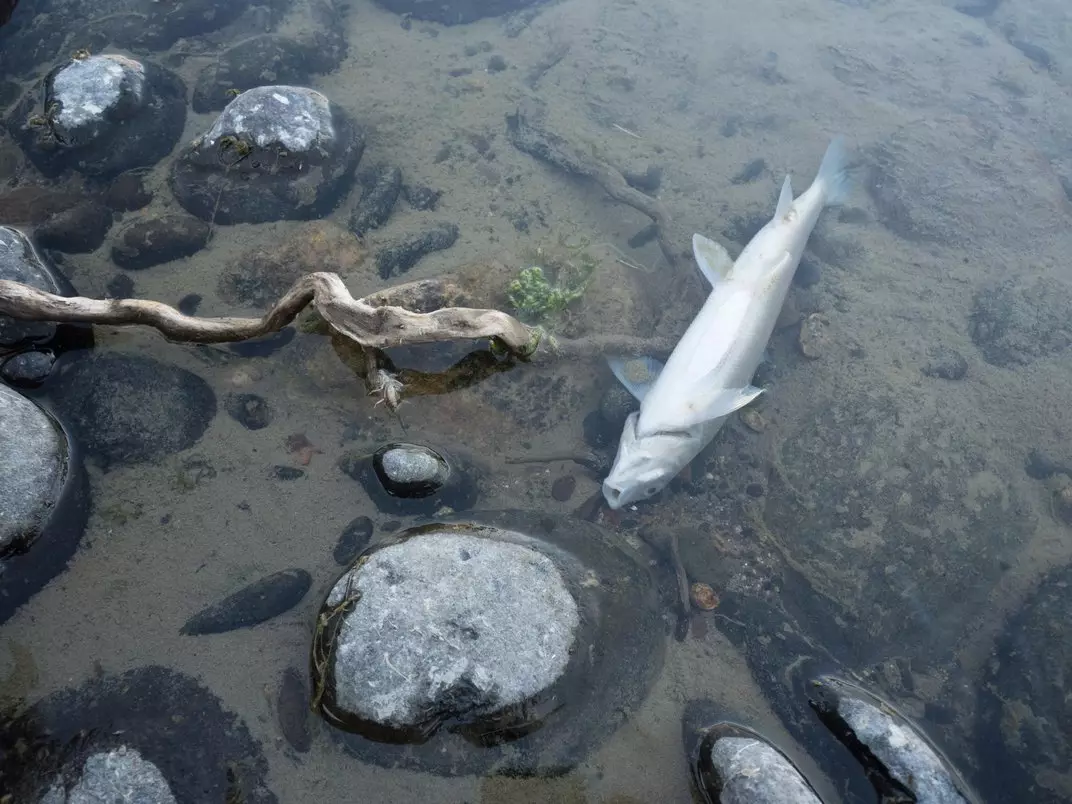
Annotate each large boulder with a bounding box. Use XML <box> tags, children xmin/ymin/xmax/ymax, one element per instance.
<box><xmin>169</xmin><ymin>85</ymin><xmax>364</xmax><ymax>225</ymax></box>
<box><xmin>312</xmin><ymin>510</ymin><xmax>669</xmax><ymax>776</ymax></box>
<box><xmin>6</xmin><ymin>53</ymin><xmax>186</xmax><ymax>178</ymax></box>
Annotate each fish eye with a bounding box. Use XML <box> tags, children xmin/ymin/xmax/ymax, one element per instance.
<box><xmin>646</xmin><ymin>486</ymin><xmax>658</xmax><ymax>496</ymax></box>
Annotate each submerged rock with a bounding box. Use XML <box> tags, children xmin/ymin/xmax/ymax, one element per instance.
<box><xmin>45</xmin><ymin>352</ymin><xmax>217</xmax><ymax>469</ymax></box>
<box><xmin>192</xmin><ymin>33</ymin><xmax>347</xmax><ymax>113</ymax></box>
<box><xmin>6</xmin><ymin>54</ymin><xmax>187</xmax><ymax>178</ymax></box>
<box><xmin>1</xmin><ymin>349</ymin><xmax>55</xmax><ymax>388</ymax></box>
<box><xmin>181</xmin><ymin>568</ymin><xmax>312</xmax><ymax>635</ymax></box>
<box><xmin>349</xmin><ymin>164</ymin><xmax>402</xmax><ymax>237</ymax></box>
<box><xmin>277</xmin><ymin>667</ymin><xmax>312</xmax><ymax>753</ymax></box>
<box><xmin>969</xmin><ymin>276</ymin><xmax>1072</xmax><ymax>367</ymax></box>
<box><xmin>333</xmin><ymin>515</ymin><xmax>374</xmax><ymax>566</ymax></box>
<box><xmin>341</xmin><ymin>442</ymin><xmax>478</xmax><ymax>515</ymax></box>
<box><xmin>696</xmin><ymin>729</ymin><xmax>823</xmax><ymax>804</ymax></box>
<box><xmin>810</xmin><ymin>676</ymin><xmax>976</xmax><ymax>803</ymax></box>
<box><xmin>375</xmin><ymin>222</ymin><xmax>459</xmax><ymax>279</ymax></box>
<box><xmin>170</xmin><ymin>85</ymin><xmax>364</xmax><ymax>225</ymax></box>
<box><xmin>33</xmin><ymin>200</ymin><xmax>113</xmax><ymax>253</ymax></box>
<box><xmin>111</xmin><ymin>213</ymin><xmax>210</xmax><ymax>270</ymax></box>
<box><xmin>0</xmin><ymin>665</ymin><xmax>276</xmax><ymax>803</ymax></box>
<box><xmin>0</xmin><ymin>226</ymin><xmax>66</xmax><ymax>348</ymax></box>
<box><xmin>224</xmin><ymin>392</ymin><xmax>273</xmax><ymax>430</ymax></box>
<box><xmin>370</xmin><ymin>0</ymin><xmax>549</xmax><ymax>24</ymax></box>
<box><xmin>312</xmin><ymin>511</ymin><xmax>667</xmax><ymax>776</ymax></box>
<box><xmin>922</xmin><ymin>346</ymin><xmax>968</xmax><ymax>380</ymax></box>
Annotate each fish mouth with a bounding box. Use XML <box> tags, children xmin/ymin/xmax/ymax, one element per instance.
<box><xmin>602</xmin><ymin>481</ymin><xmax>627</xmax><ymax>510</ymax></box>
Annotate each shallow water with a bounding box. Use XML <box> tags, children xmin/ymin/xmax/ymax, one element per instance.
<box><xmin>3</xmin><ymin>0</ymin><xmax>1072</xmax><ymax>801</ymax></box>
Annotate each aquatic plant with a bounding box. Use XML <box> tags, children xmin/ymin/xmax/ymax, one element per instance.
<box><xmin>507</xmin><ymin>237</ymin><xmax>597</xmax><ymax>324</ymax></box>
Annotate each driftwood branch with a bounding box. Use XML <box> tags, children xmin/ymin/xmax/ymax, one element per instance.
<box><xmin>0</xmin><ymin>272</ymin><xmax>538</xmax><ymax>355</ymax></box>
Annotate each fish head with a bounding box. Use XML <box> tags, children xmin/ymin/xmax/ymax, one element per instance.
<box><xmin>602</xmin><ymin>411</ymin><xmax>683</xmax><ymax>509</ymax></box>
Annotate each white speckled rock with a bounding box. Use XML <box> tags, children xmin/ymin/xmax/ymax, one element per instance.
<box><xmin>0</xmin><ymin>384</ymin><xmax>67</xmax><ymax>553</ymax></box>
<box><xmin>51</xmin><ymin>55</ymin><xmax>146</xmax><ymax>143</ymax></box>
<box><xmin>170</xmin><ymin>84</ymin><xmax>364</xmax><ymax>224</ymax></box>
<box><xmin>40</xmin><ymin>747</ymin><xmax>177</xmax><ymax>804</ymax></box>
<box><xmin>325</xmin><ymin>530</ymin><xmax>579</xmax><ymax>730</ymax></box>
<box><xmin>707</xmin><ymin>738</ymin><xmax>822</xmax><ymax>804</ymax></box>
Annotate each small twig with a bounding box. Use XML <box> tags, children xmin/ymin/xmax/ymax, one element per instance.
<box><xmin>612</xmin><ymin>123</ymin><xmax>642</xmax><ymax>139</ymax></box>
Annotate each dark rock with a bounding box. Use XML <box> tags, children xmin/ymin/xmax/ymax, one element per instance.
<box><xmin>225</xmin><ymin>392</ymin><xmax>272</xmax><ymax>430</ymax></box>
<box><xmin>191</xmin><ymin>33</ymin><xmax>348</xmax><ymax>113</ymax></box>
<box><xmin>0</xmin><ymin>666</ymin><xmax>276</xmax><ymax>804</ymax></box>
<box><xmin>731</xmin><ymin>158</ymin><xmax>766</xmax><ymax>185</ymax></box>
<box><xmin>0</xmin><ymin>383</ymin><xmax>87</xmax><ymax>625</ymax></box>
<box><xmin>170</xmin><ymin>85</ymin><xmax>364</xmax><ymax>225</ymax></box>
<box><xmin>226</xmin><ymin>327</ymin><xmax>295</xmax><ymax>358</ymax></box>
<box><xmin>551</xmin><ymin>474</ymin><xmax>576</xmax><ymax>502</ymax></box>
<box><xmin>402</xmin><ymin>183</ymin><xmax>442</xmax><ymax>210</ymax></box>
<box><xmin>376</xmin><ymin>222</ymin><xmax>459</xmax><ymax>279</ymax></box>
<box><xmin>793</xmin><ymin>256</ymin><xmax>821</xmax><ymax>288</ymax></box>
<box><xmin>177</xmin><ymin>293</ymin><xmax>201</xmax><ymax>315</ymax></box>
<box><xmin>969</xmin><ymin>277</ymin><xmax>1072</xmax><ymax>367</ymax></box>
<box><xmin>277</xmin><ymin>667</ymin><xmax>311</xmax><ymax>753</ymax></box>
<box><xmin>1009</xmin><ymin>38</ymin><xmax>1052</xmax><ymax>71</ymax></box>
<box><xmin>623</xmin><ymin>165</ymin><xmax>662</xmax><ymax>195</ymax></box>
<box><xmin>349</xmin><ymin>164</ymin><xmax>402</xmax><ymax>237</ymax></box>
<box><xmin>6</xmin><ymin>54</ymin><xmax>187</xmax><ymax>179</ymax></box>
<box><xmin>111</xmin><ymin>213</ymin><xmax>210</xmax><ymax>270</ymax></box>
<box><xmin>1</xmin><ymin>349</ymin><xmax>54</xmax><ymax>387</ymax></box>
<box><xmin>333</xmin><ymin>515</ymin><xmax>374</xmax><ymax>566</ymax></box>
<box><xmin>181</xmin><ymin>568</ymin><xmax>312</xmax><ymax>635</ymax></box>
<box><xmin>0</xmin><ymin>185</ymin><xmax>82</xmax><ymax>226</ymax></box>
<box><xmin>0</xmin><ymin>226</ymin><xmax>68</xmax><ymax>347</ymax></box>
<box><xmin>46</xmin><ymin>352</ymin><xmax>217</xmax><ymax>469</ymax></box>
<box><xmin>599</xmin><ymin>383</ymin><xmax>639</xmax><ymax>433</ymax></box>
<box><xmin>922</xmin><ymin>347</ymin><xmax>968</xmax><ymax>380</ymax></box>
<box><xmin>314</xmin><ymin>511</ymin><xmax>667</xmax><ymax>776</ymax></box>
<box><xmin>105</xmin><ymin>272</ymin><xmax>134</xmax><ymax>299</ymax></box>
<box><xmin>370</xmin><ymin>0</ymin><xmax>548</xmax><ymax>24</ymax></box>
<box><xmin>271</xmin><ymin>465</ymin><xmax>304</xmax><ymax>481</ymax></box>
<box><xmin>34</xmin><ymin>200</ymin><xmax>113</xmax><ymax>253</ymax></box>
<box><xmin>487</xmin><ymin>54</ymin><xmax>508</xmax><ymax>72</ymax></box>
<box><xmin>340</xmin><ymin>442</ymin><xmax>478</xmax><ymax>516</ymax></box>
<box><xmin>1025</xmin><ymin>447</ymin><xmax>1071</xmax><ymax>480</ymax></box>
<box><xmin>103</xmin><ymin>169</ymin><xmax>153</xmax><ymax>211</ymax></box>
<box><xmin>627</xmin><ymin>222</ymin><xmax>658</xmax><ymax>249</ymax></box>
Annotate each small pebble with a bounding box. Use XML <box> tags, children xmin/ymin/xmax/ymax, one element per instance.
<box><xmin>225</xmin><ymin>392</ymin><xmax>273</xmax><ymax>430</ymax></box>
<box><xmin>178</xmin><ymin>293</ymin><xmax>202</xmax><ymax>315</ymax></box>
<box><xmin>551</xmin><ymin>474</ymin><xmax>576</xmax><ymax>502</ymax></box>
<box><xmin>272</xmin><ymin>466</ymin><xmax>304</xmax><ymax>481</ymax></box>
<box><xmin>486</xmin><ymin>55</ymin><xmax>507</xmax><ymax>73</ymax></box>
<box><xmin>690</xmin><ymin>583</ymin><xmax>720</xmax><ymax>611</ymax></box>
<box><xmin>740</xmin><ymin>408</ymin><xmax>766</xmax><ymax>433</ymax></box>
<box><xmin>798</xmin><ymin>313</ymin><xmax>830</xmax><ymax>359</ymax></box>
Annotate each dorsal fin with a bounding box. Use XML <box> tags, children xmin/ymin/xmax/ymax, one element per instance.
<box><xmin>775</xmin><ymin>174</ymin><xmax>794</xmax><ymax>220</ymax></box>
<box><xmin>692</xmin><ymin>233</ymin><xmax>735</xmax><ymax>289</ymax></box>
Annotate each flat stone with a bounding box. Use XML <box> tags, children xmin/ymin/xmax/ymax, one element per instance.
<box><xmin>0</xmin><ymin>384</ymin><xmax>66</xmax><ymax>554</ymax></box>
<box><xmin>41</xmin><ymin>747</ymin><xmax>177</xmax><ymax>804</ymax></box>
<box><xmin>326</xmin><ymin>530</ymin><xmax>579</xmax><ymax>732</ymax></box>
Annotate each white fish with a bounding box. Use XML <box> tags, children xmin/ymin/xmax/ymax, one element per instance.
<box><xmin>602</xmin><ymin>137</ymin><xmax>852</xmax><ymax>510</ymax></box>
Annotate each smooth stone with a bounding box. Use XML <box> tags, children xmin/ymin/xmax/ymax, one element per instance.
<box><xmin>277</xmin><ymin>667</ymin><xmax>311</xmax><ymax>753</ymax></box>
<box><xmin>376</xmin><ymin>443</ymin><xmax>449</xmax><ymax>495</ymax></box>
<box><xmin>6</xmin><ymin>55</ymin><xmax>187</xmax><ymax>178</ymax></box>
<box><xmin>0</xmin><ymin>225</ymin><xmax>64</xmax><ymax>346</ymax></box>
<box><xmin>110</xmin><ymin>213</ymin><xmax>210</xmax><ymax>270</ymax></box>
<box><xmin>0</xmin><ymin>666</ymin><xmax>276</xmax><ymax>804</ymax></box>
<box><xmin>170</xmin><ymin>85</ymin><xmax>364</xmax><ymax>225</ymax></box>
<box><xmin>181</xmin><ymin>568</ymin><xmax>312</xmax><ymax>635</ymax></box>
<box><xmin>333</xmin><ymin>515</ymin><xmax>374</xmax><ymax>566</ymax></box>
<box><xmin>1</xmin><ymin>349</ymin><xmax>55</xmax><ymax>387</ymax></box>
<box><xmin>706</xmin><ymin>737</ymin><xmax>822</xmax><ymax>804</ymax></box>
<box><xmin>33</xmin><ymin>200</ymin><xmax>113</xmax><ymax>253</ymax></box>
<box><xmin>46</xmin><ymin>353</ymin><xmax>217</xmax><ymax>468</ymax></box>
<box><xmin>375</xmin><ymin>222</ymin><xmax>459</xmax><ymax>278</ymax></box>
<box><xmin>342</xmin><ymin>442</ymin><xmax>478</xmax><ymax>515</ymax></box>
<box><xmin>103</xmin><ymin>170</ymin><xmax>153</xmax><ymax>211</ymax></box>
<box><xmin>0</xmin><ymin>384</ymin><xmax>66</xmax><ymax>554</ymax></box>
<box><xmin>323</xmin><ymin>531</ymin><xmax>579</xmax><ymax>733</ymax></box>
<box><xmin>40</xmin><ymin>747</ymin><xmax>177</xmax><ymax>804</ymax></box>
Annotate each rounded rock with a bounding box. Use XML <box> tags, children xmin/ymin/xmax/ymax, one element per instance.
<box><xmin>169</xmin><ymin>85</ymin><xmax>365</xmax><ymax>225</ymax></box>
<box><xmin>6</xmin><ymin>54</ymin><xmax>187</xmax><ymax>179</ymax></box>
<box><xmin>110</xmin><ymin>213</ymin><xmax>210</xmax><ymax>270</ymax></box>
<box><xmin>343</xmin><ymin>442</ymin><xmax>478</xmax><ymax>515</ymax></box>
<box><xmin>312</xmin><ymin>511</ymin><xmax>668</xmax><ymax>776</ymax></box>
<box><xmin>374</xmin><ymin>443</ymin><xmax>450</xmax><ymax>498</ymax></box>
<box><xmin>0</xmin><ymin>226</ymin><xmax>65</xmax><ymax>347</ymax></box>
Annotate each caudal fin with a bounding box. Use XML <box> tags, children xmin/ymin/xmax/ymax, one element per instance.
<box><xmin>813</xmin><ymin>136</ymin><xmax>852</xmax><ymax>207</ymax></box>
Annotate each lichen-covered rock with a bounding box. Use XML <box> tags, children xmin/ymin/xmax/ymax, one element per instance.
<box><xmin>6</xmin><ymin>54</ymin><xmax>187</xmax><ymax>178</ymax></box>
<box><xmin>192</xmin><ymin>33</ymin><xmax>347</xmax><ymax>113</ymax></box>
<box><xmin>170</xmin><ymin>85</ymin><xmax>364</xmax><ymax>225</ymax></box>
<box><xmin>0</xmin><ymin>665</ymin><xmax>277</xmax><ymax>803</ymax></box>
<box><xmin>45</xmin><ymin>352</ymin><xmax>217</xmax><ymax>469</ymax></box>
<box><xmin>370</xmin><ymin>0</ymin><xmax>548</xmax><ymax>24</ymax></box>
<box><xmin>314</xmin><ymin>511</ymin><xmax>668</xmax><ymax>776</ymax></box>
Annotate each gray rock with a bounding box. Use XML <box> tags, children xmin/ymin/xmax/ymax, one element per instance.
<box><xmin>41</xmin><ymin>747</ymin><xmax>177</xmax><ymax>804</ymax></box>
<box><xmin>169</xmin><ymin>85</ymin><xmax>364</xmax><ymax>225</ymax></box>
<box><xmin>2</xmin><ymin>349</ymin><xmax>56</xmax><ymax>388</ymax></box>
<box><xmin>181</xmin><ymin>568</ymin><xmax>312</xmax><ymax>635</ymax></box>
<box><xmin>7</xmin><ymin>55</ymin><xmax>187</xmax><ymax>178</ymax></box>
<box><xmin>110</xmin><ymin>213</ymin><xmax>210</xmax><ymax>270</ymax></box>
<box><xmin>0</xmin><ymin>384</ymin><xmax>67</xmax><ymax>554</ymax></box>
<box><xmin>969</xmin><ymin>276</ymin><xmax>1072</xmax><ymax>367</ymax></box>
<box><xmin>0</xmin><ymin>226</ymin><xmax>64</xmax><ymax>347</ymax></box>
<box><xmin>812</xmin><ymin>676</ymin><xmax>975</xmax><ymax>804</ymax></box>
<box><xmin>922</xmin><ymin>347</ymin><xmax>968</xmax><ymax>380</ymax></box>
<box><xmin>343</xmin><ymin>442</ymin><xmax>478</xmax><ymax>515</ymax></box>
<box><xmin>326</xmin><ymin>531</ymin><xmax>578</xmax><ymax>731</ymax></box>
<box><xmin>706</xmin><ymin>737</ymin><xmax>823</xmax><ymax>804</ymax></box>
<box><xmin>349</xmin><ymin>163</ymin><xmax>402</xmax><ymax>236</ymax></box>
<box><xmin>377</xmin><ymin>443</ymin><xmax>449</xmax><ymax>494</ymax></box>
<box><xmin>371</xmin><ymin>0</ymin><xmax>548</xmax><ymax>25</ymax></box>
<box><xmin>375</xmin><ymin>222</ymin><xmax>459</xmax><ymax>278</ymax></box>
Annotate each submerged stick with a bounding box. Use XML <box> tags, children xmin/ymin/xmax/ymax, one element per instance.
<box><xmin>0</xmin><ymin>272</ymin><xmax>538</xmax><ymax>356</ymax></box>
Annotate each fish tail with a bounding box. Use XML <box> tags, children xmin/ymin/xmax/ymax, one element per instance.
<box><xmin>813</xmin><ymin>136</ymin><xmax>852</xmax><ymax>207</ymax></box>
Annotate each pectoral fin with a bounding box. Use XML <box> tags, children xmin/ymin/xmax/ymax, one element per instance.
<box><xmin>676</xmin><ymin>384</ymin><xmax>765</xmax><ymax>429</ymax></box>
<box><xmin>608</xmin><ymin>356</ymin><xmax>665</xmax><ymax>402</ymax></box>
<box><xmin>692</xmin><ymin>233</ymin><xmax>735</xmax><ymax>289</ymax></box>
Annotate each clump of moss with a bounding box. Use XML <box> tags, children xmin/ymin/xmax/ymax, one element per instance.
<box><xmin>507</xmin><ymin>237</ymin><xmax>597</xmax><ymax>324</ymax></box>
